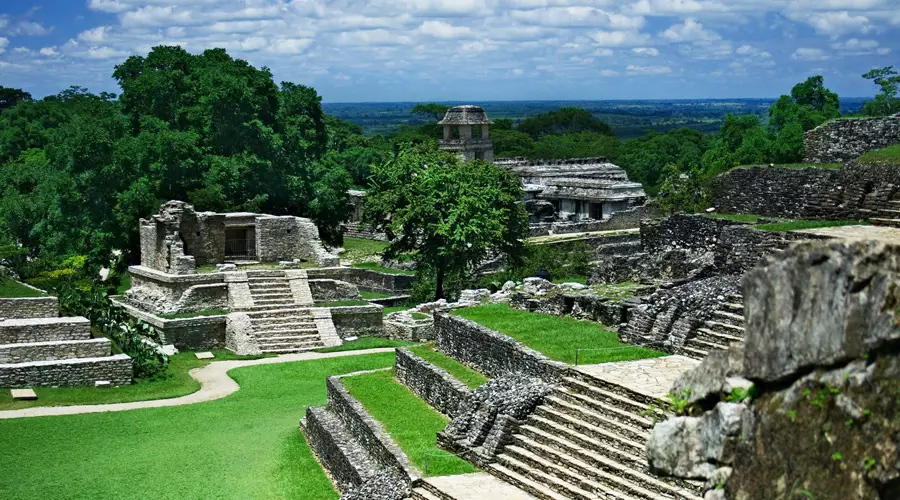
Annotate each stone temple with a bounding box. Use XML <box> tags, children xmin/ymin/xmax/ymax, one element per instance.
<box><xmin>437</xmin><ymin>105</ymin><xmax>647</xmax><ymax>225</ymax></box>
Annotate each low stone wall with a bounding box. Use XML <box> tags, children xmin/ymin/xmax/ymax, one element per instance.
<box><xmin>308</xmin><ymin>279</ymin><xmax>360</xmax><ymax>302</ymax></box>
<box><xmin>126</xmin><ymin>265</ymin><xmax>227</xmax><ymax>315</ymax></box>
<box><xmin>302</xmin><ymin>406</ymin><xmax>373</xmax><ymax>492</ymax></box>
<box><xmin>509</xmin><ymin>291</ymin><xmax>635</xmax><ymax>327</ymax></box>
<box><xmin>342</xmin><ymin>222</ymin><xmax>388</xmax><ymax>241</ymax></box>
<box><xmin>0</xmin><ymin>296</ymin><xmax>58</xmax><ymax>319</ymax></box>
<box><xmin>804</xmin><ymin>115</ymin><xmax>900</xmax><ymax>163</ymax></box>
<box><xmin>327</xmin><ymin>305</ymin><xmax>383</xmax><ymax>338</ymax></box>
<box><xmin>642</xmin><ymin>214</ymin><xmax>744</xmax><ymax>254</ymax></box>
<box><xmin>0</xmin><ymin>353</ymin><xmax>133</xmax><ymax>387</ymax></box>
<box><xmin>114</xmin><ymin>298</ymin><xmax>226</xmax><ymax>349</ymax></box>
<box><xmin>394</xmin><ymin>347</ymin><xmax>470</xmax><ymax>417</ymax></box>
<box><xmin>434</xmin><ymin>314</ymin><xmax>567</xmax><ymax>383</ymax></box>
<box><xmin>529</xmin><ymin>203</ymin><xmax>662</xmax><ymax>237</ymax></box>
<box><xmin>714</xmin><ymin>225</ymin><xmax>826</xmax><ymax>275</ymax></box>
<box><xmin>0</xmin><ymin>338</ymin><xmax>111</xmax><ymax>363</ymax></box>
<box><xmin>326</xmin><ymin>374</ymin><xmax>417</xmax><ymax>480</ymax></box>
<box><xmin>0</xmin><ymin>317</ymin><xmax>91</xmax><ymax>344</ymax></box>
<box><xmin>306</xmin><ymin>267</ymin><xmax>414</xmax><ymax>295</ymax></box>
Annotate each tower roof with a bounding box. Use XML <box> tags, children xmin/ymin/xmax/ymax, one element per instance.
<box><xmin>438</xmin><ymin>105</ymin><xmax>493</xmax><ymax>125</ymax></box>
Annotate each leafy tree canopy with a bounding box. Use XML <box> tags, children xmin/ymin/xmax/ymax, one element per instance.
<box><xmin>0</xmin><ymin>86</ymin><xmax>32</xmax><ymax>111</ymax></box>
<box><xmin>862</xmin><ymin>66</ymin><xmax>900</xmax><ymax>117</ymax></box>
<box><xmin>362</xmin><ymin>145</ymin><xmax>528</xmax><ymax>299</ymax></box>
<box><xmin>517</xmin><ymin>107</ymin><xmax>615</xmax><ymax>139</ymax></box>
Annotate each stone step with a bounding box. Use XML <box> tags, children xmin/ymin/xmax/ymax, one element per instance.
<box><xmin>0</xmin><ymin>338</ymin><xmax>113</xmax><ymax>364</ymax></box>
<box><xmin>871</xmin><ymin>218</ymin><xmax>900</xmax><ymax>227</ymax></box>
<box><xmin>564</xmin><ymin>373</ymin><xmax>659</xmax><ymax>409</ymax></box>
<box><xmin>878</xmin><ymin>209</ymin><xmax>900</xmax><ymax>215</ymax></box>
<box><xmin>491</xmin><ymin>458</ymin><xmax>596</xmax><ymax>500</ymax></box>
<box><xmin>0</xmin><ymin>317</ymin><xmax>92</xmax><ymax>344</ymax></box>
<box><xmin>253</xmin><ymin>321</ymin><xmax>316</xmax><ymax>332</ymax></box>
<box><xmin>255</xmin><ymin>333</ymin><xmax>320</xmax><ymax>344</ymax></box>
<box><xmin>246</xmin><ymin>270</ymin><xmax>287</xmax><ymax>278</ymax></box>
<box><xmin>554</xmin><ymin>388</ymin><xmax>654</xmax><ymax>431</ymax></box>
<box><xmin>247</xmin><ymin>304</ymin><xmax>299</xmax><ymax>312</ymax></box>
<box><xmin>0</xmin><ymin>353</ymin><xmax>133</xmax><ymax>388</ymax></box>
<box><xmin>561</xmin><ymin>377</ymin><xmax>651</xmax><ymax>415</ymax></box>
<box><xmin>250</xmin><ymin>291</ymin><xmax>294</xmax><ymax>299</ymax></box>
<box><xmin>694</xmin><ymin>328</ymin><xmax>744</xmax><ymax>347</ymax></box>
<box><xmin>680</xmin><ymin>345</ymin><xmax>709</xmax><ymax>360</ymax></box>
<box><xmin>504</xmin><ymin>443</ymin><xmax>692</xmax><ymax>500</ymax></box>
<box><xmin>245</xmin><ymin>307</ymin><xmax>310</xmax><ymax>317</ymax></box>
<box><xmin>518</xmin><ymin>423</ymin><xmax>647</xmax><ymax>477</ymax></box>
<box><xmin>685</xmin><ymin>338</ymin><xmax>728</xmax><ymax>354</ymax></box>
<box><xmin>249</xmin><ymin>281</ymin><xmax>291</xmax><ymax>288</ymax></box>
<box><xmin>710</xmin><ymin>309</ymin><xmax>744</xmax><ymax>326</ymax></box>
<box><xmin>541</xmin><ymin>396</ymin><xmax>648</xmax><ymax>443</ymax></box>
<box><xmin>410</xmin><ymin>487</ymin><xmax>442</xmax><ymax>500</ymax></box>
<box><xmin>703</xmin><ymin>321</ymin><xmax>744</xmax><ymax>336</ymax></box>
<box><xmin>720</xmin><ymin>302</ymin><xmax>744</xmax><ymax>314</ymax></box>
<box><xmin>529</xmin><ymin>411</ymin><xmax>644</xmax><ymax>458</ymax></box>
<box><xmin>254</xmin><ymin>297</ymin><xmax>295</xmax><ymax>304</ymax></box>
<box><xmin>258</xmin><ymin>340</ymin><xmax>322</xmax><ymax>352</ymax></box>
<box><xmin>261</xmin><ymin>345</ymin><xmax>321</xmax><ymax>354</ymax></box>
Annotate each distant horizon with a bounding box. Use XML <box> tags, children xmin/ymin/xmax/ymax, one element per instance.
<box><xmin>322</xmin><ymin>97</ymin><xmax>875</xmax><ymax>105</ymax></box>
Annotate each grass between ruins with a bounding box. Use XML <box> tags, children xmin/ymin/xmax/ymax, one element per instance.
<box><xmin>351</xmin><ymin>262</ymin><xmax>416</xmax><ymax>275</ymax></box>
<box><xmin>858</xmin><ymin>144</ymin><xmax>900</xmax><ymax>165</ymax></box>
<box><xmin>314</xmin><ymin>299</ymin><xmax>371</xmax><ymax>307</ymax></box>
<box><xmin>342</xmin><ymin>369</ymin><xmax>479</xmax><ymax>476</ymax></box>
<box><xmin>453</xmin><ymin>303</ymin><xmax>664</xmax><ymax>365</ymax></box>
<box><xmin>703</xmin><ymin>213</ymin><xmax>761</xmax><ymax>223</ymax></box>
<box><xmin>0</xmin><ymin>353</ymin><xmax>395</xmax><ymax>500</ymax></box>
<box><xmin>735</xmin><ymin>162</ymin><xmax>844</xmax><ymax>170</ymax></box>
<box><xmin>0</xmin><ymin>349</ymin><xmax>272</xmax><ymax>411</ymax></box>
<box><xmin>755</xmin><ymin>219</ymin><xmax>870</xmax><ymax>232</ymax></box>
<box><xmin>408</xmin><ymin>344</ymin><xmax>488</xmax><ymax>389</ymax></box>
<box><xmin>158</xmin><ymin>308</ymin><xmax>230</xmax><ymax>319</ymax></box>
<box><xmin>314</xmin><ymin>337</ymin><xmax>419</xmax><ymax>353</ymax></box>
<box><xmin>0</xmin><ymin>277</ymin><xmax>46</xmax><ymax>298</ymax></box>
<box><xmin>360</xmin><ymin>290</ymin><xmax>394</xmax><ymax>299</ymax></box>
<box><xmin>382</xmin><ymin>305</ymin><xmax>408</xmax><ymax>316</ymax></box>
<box><xmin>341</xmin><ymin>237</ymin><xmax>390</xmax><ymax>262</ymax></box>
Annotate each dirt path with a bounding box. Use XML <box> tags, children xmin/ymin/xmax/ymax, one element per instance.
<box><xmin>0</xmin><ymin>348</ymin><xmax>396</xmax><ymax>419</ymax></box>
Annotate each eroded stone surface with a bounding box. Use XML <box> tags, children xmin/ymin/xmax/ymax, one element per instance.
<box><xmin>575</xmin><ymin>355</ymin><xmax>699</xmax><ymax>399</ymax></box>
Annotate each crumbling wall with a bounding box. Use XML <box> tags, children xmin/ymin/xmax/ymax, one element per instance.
<box><xmin>646</xmin><ymin>240</ymin><xmax>900</xmax><ymax>500</ymax></box>
<box><xmin>804</xmin><ymin>114</ymin><xmax>900</xmax><ymax>163</ymax></box>
<box><xmin>256</xmin><ymin>216</ymin><xmax>339</xmax><ymax>266</ymax></box>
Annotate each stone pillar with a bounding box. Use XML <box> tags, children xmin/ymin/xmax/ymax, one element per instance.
<box><xmin>443</xmin><ymin>125</ymin><xmax>452</xmax><ymax>140</ymax></box>
<box><xmin>481</xmin><ymin>124</ymin><xmax>490</xmax><ymax>139</ymax></box>
<box><xmin>459</xmin><ymin>125</ymin><xmax>472</xmax><ymax>139</ymax></box>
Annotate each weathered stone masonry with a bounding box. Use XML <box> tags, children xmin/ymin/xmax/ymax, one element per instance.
<box><xmin>0</xmin><ymin>296</ymin><xmax>59</xmax><ymax>319</ymax></box>
<box><xmin>804</xmin><ymin>114</ymin><xmax>900</xmax><ymax>163</ymax></box>
<box><xmin>394</xmin><ymin>347</ymin><xmax>470</xmax><ymax>418</ymax></box>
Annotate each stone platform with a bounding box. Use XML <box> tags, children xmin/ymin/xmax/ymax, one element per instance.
<box><xmin>794</xmin><ymin>224</ymin><xmax>900</xmax><ymax>244</ymax></box>
<box><xmin>574</xmin><ymin>355</ymin><xmax>700</xmax><ymax>399</ymax></box>
<box><xmin>414</xmin><ymin>472</ymin><xmax>537</xmax><ymax>499</ymax></box>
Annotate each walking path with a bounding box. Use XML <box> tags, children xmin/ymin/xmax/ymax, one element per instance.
<box><xmin>0</xmin><ymin>348</ymin><xmax>396</xmax><ymax>419</ymax></box>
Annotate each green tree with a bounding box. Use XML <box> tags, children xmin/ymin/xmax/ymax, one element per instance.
<box><xmin>363</xmin><ymin>145</ymin><xmax>528</xmax><ymax>299</ymax></box>
<box><xmin>530</xmin><ymin>131</ymin><xmax>620</xmax><ymax>160</ymax></box>
<box><xmin>768</xmin><ymin>75</ymin><xmax>841</xmax><ymax>162</ymax></box>
<box><xmin>517</xmin><ymin>107</ymin><xmax>614</xmax><ymax>139</ymax></box>
<box><xmin>862</xmin><ymin>66</ymin><xmax>900</xmax><ymax>116</ymax></box>
<box><xmin>411</xmin><ymin>103</ymin><xmax>451</xmax><ymax>122</ymax></box>
<box><xmin>491</xmin><ymin>129</ymin><xmax>534</xmax><ymax>158</ymax></box>
<box><xmin>615</xmin><ymin>128</ymin><xmax>707</xmax><ymax>193</ymax></box>
<box><xmin>0</xmin><ymin>86</ymin><xmax>32</xmax><ymax>111</ymax></box>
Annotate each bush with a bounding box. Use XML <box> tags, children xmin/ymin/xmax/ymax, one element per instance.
<box><xmin>58</xmin><ymin>283</ymin><xmax>169</xmax><ymax>379</ymax></box>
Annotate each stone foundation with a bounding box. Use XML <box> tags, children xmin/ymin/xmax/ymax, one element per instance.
<box><xmin>0</xmin><ymin>317</ymin><xmax>91</xmax><ymax>344</ymax></box>
<box><xmin>114</xmin><ymin>298</ymin><xmax>226</xmax><ymax>350</ymax></box>
<box><xmin>0</xmin><ymin>296</ymin><xmax>58</xmax><ymax>319</ymax></box>
<box><xmin>306</xmin><ymin>268</ymin><xmax>414</xmax><ymax>295</ymax></box>
<box><xmin>0</xmin><ymin>353</ymin><xmax>133</xmax><ymax>387</ymax></box>
<box><xmin>328</xmin><ymin>305</ymin><xmax>383</xmax><ymax>338</ymax></box>
<box><xmin>804</xmin><ymin>114</ymin><xmax>900</xmax><ymax>163</ymax></box>
<box><xmin>0</xmin><ymin>338</ymin><xmax>111</xmax><ymax>363</ymax></box>
<box><xmin>394</xmin><ymin>348</ymin><xmax>470</xmax><ymax>417</ymax></box>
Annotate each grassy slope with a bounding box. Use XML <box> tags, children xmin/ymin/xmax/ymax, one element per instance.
<box><xmin>453</xmin><ymin>304</ymin><xmax>664</xmax><ymax>365</ymax></box>
<box><xmin>0</xmin><ymin>353</ymin><xmax>395</xmax><ymax>500</ymax></box>
<box><xmin>342</xmin><ymin>238</ymin><xmax>389</xmax><ymax>263</ymax></box>
<box><xmin>703</xmin><ymin>213</ymin><xmax>761</xmax><ymax>223</ymax></box>
<box><xmin>314</xmin><ymin>337</ymin><xmax>418</xmax><ymax>353</ymax></box>
<box><xmin>756</xmin><ymin>219</ymin><xmax>870</xmax><ymax>232</ymax></box>
<box><xmin>0</xmin><ymin>350</ymin><xmax>272</xmax><ymax>410</ymax></box>
<box><xmin>0</xmin><ymin>278</ymin><xmax>45</xmax><ymax>298</ymax></box>
<box><xmin>351</xmin><ymin>262</ymin><xmax>415</xmax><ymax>276</ymax></box>
<box><xmin>342</xmin><ymin>370</ymin><xmax>478</xmax><ymax>476</ymax></box>
<box><xmin>858</xmin><ymin>144</ymin><xmax>900</xmax><ymax>165</ymax></box>
<box><xmin>360</xmin><ymin>290</ymin><xmax>393</xmax><ymax>299</ymax></box>
<box><xmin>382</xmin><ymin>305</ymin><xmax>408</xmax><ymax>316</ymax></box>
<box><xmin>408</xmin><ymin>345</ymin><xmax>488</xmax><ymax>389</ymax></box>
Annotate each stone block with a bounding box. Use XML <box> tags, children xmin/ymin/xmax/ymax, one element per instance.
<box><xmin>10</xmin><ymin>388</ymin><xmax>37</xmax><ymax>400</ymax></box>
<box><xmin>195</xmin><ymin>351</ymin><xmax>215</xmax><ymax>359</ymax></box>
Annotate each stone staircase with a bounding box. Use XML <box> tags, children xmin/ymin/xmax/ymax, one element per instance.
<box><xmin>870</xmin><ymin>200</ymin><xmax>900</xmax><ymax>228</ymax></box>
<box><xmin>486</xmin><ymin>373</ymin><xmax>703</xmax><ymax>500</ymax></box>
<box><xmin>243</xmin><ymin>270</ymin><xmax>325</xmax><ymax>354</ymax></box>
<box><xmin>681</xmin><ymin>294</ymin><xmax>745</xmax><ymax>360</ymax></box>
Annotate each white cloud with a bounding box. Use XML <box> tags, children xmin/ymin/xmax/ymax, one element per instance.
<box><xmin>795</xmin><ymin>11</ymin><xmax>871</xmax><ymax>36</ymax></box>
<box><xmin>333</xmin><ymin>29</ymin><xmax>411</xmax><ymax>46</ymax></box>
<box><xmin>121</xmin><ymin>6</ymin><xmax>193</xmax><ymax>28</ymax></box>
<box><xmin>85</xmin><ymin>46</ymin><xmax>132</xmax><ymax>59</ymax></box>
<box><xmin>735</xmin><ymin>44</ymin><xmax>772</xmax><ymax>58</ymax></box>
<box><xmin>268</xmin><ymin>38</ymin><xmax>314</xmax><ymax>54</ymax></box>
<box><xmin>417</xmin><ymin>20</ymin><xmax>473</xmax><ymax>39</ymax></box>
<box><xmin>8</xmin><ymin>21</ymin><xmax>52</xmax><ymax>36</ymax></box>
<box><xmin>626</xmin><ymin>64</ymin><xmax>672</xmax><ymax>75</ymax></box>
<box><xmin>661</xmin><ymin>18</ymin><xmax>720</xmax><ymax>42</ymax></box>
<box><xmin>877</xmin><ymin>47</ymin><xmax>892</xmax><ymax>55</ymax></box>
<box><xmin>792</xmin><ymin>47</ymin><xmax>831</xmax><ymax>61</ymax></box>
<box><xmin>39</xmin><ymin>47</ymin><xmax>59</xmax><ymax>56</ymax></box>
<box><xmin>599</xmin><ymin>69</ymin><xmax>621</xmax><ymax>77</ymax></box>
<box><xmin>78</xmin><ymin>26</ymin><xmax>111</xmax><ymax>43</ymax></box>
<box><xmin>632</xmin><ymin>47</ymin><xmax>659</xmax><ymax>56</ymax></box>
<box><xmin>0</xmin><ymin>37</ymin><xmax>7</xmax><ymax>54</ymax></box>
<box><xmin>593</xmin><ymin>48</ymin><xmax>614</xmax><ymax>56</ymax></box>
<box><xmin>589</xmin><ymin>30</ymin><xmax>650</xmax><ymax>47</ymax></box>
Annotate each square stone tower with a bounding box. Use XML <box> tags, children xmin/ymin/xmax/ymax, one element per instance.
<box><xmin>438</xmin><ymin>105</ymin><xmax>494</xmax><ymax>162</ymax></box>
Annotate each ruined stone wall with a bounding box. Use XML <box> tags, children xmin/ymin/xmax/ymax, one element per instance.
<box><xmin>0</xmin><ymin>354</ymin><xmax>133</xmax><ymax>387</ymax></box>
<box><xmin>642</xmin><ymin>214</ymin><xmax>743</xmax><ymax>254</ymax></box>
<box><xmin>709</xmin><ymin>162</ymin><xmax>900</xmax><ymax>220</ymax></box>
<box><xmin>434</xmin><ymin>314</ymin><xmax>566</xmax><ymax>382</ymax></box>
<box><xmin>804</xmin><ymin>115</ymin><xmax>900</xmax><ymax>163</ymax></box>
<box><xmin>305</xmin><ymin>268</ymin><xmax>414</xmax><ymax>294</ymax></box>
<box><xmin>0</xmin><ymin>296</ymin><xmax>58</xmax><ymax>319</ymax></box>
<box><xmin>394</xmin><ymin>348</ymin><xmax>470</xmax><ymax>417</ymax></box>
<box><xmin>0</xmin><ymin>338</ymin><xmax>111</xmax><ymax>363</ymax></box>
<box><xmin>256</xmin><ymin>216</ymin><xmax>308</xmax><ymax>262</ymax></box>
<box><xmin>126</xmin><ymin>266</ymin><xmax>227</xmax><ymax>315</ymax></box>
<box><xmin>529</xmin><ymin>203</ymin><xmax>664</xmax><ymax>237</ymax></box>
<box><xmin>115</xmin><ymin>298</ymin><xmax>226</xmax><ymax>349</ymax></box>
<box><xmin>308</xmin><ymin>279</ymin><xmax>360</xmax><ymax>302</ymax></box>
<box><xmin>0</xmin><ymin>317</ymin><xmax>90</xmax><ymax>344</ymax></box>
<box><xmin>327</xmin><ymin>305</ymin><xmax>383</xmax><ymax>338</ymax></box>
<box><xmin>178</xmin><ymin>211</ymin><xmax>226</xmax><ymax>265</ymax></box>
<box><xmin>713</xmin><ymin>225</ymin><xmax>822</xmax><ymax>275</ymax></box>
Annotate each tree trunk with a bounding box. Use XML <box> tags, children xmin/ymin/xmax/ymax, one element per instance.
<box><xmin>435</xmin><ymin>262</ymin><xmax>445</xmax><ymax>300</ymax></box>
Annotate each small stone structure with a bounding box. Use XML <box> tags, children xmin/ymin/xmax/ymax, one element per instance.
<box><xmin>394</xmin><ymin>347</ymin><xmax>470</xmax><ymax>418</ymax></box>
<box><xmin>646</xmin><ymin>240</ymin><xmax>900</xmax><ymax>500</ymax></box>
<box><xmin>0</xmin><ymin>290</ymin><xmax>132</xmax><ymax>387</ymax></box>
<box><xmin>804</xmin><ymin>113</ymin><xmax>900</xmax><ymax>163</ymax></box>
<box><xmin>438</xmin><ymin>105</ymin><xmax>494</xmax><ymax>162</ymax></box>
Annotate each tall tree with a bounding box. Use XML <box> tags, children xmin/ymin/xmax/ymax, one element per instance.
<box><xmin>768</xmin><ymin>75</ymin><xmax>841</xmax><ymax>162</ymax></box>
<box><xmin>517</xmin><ymin>107</ymin><xmax>614</xmax><ymax>139</ymax></box>
<box><xmin>862</xmin><ymin>66</ymin><xmax>900</xmax><ymax>116</ymax></box>
<box><xmin>0</xmin><ymin>86</ymin><xmax>32</xmax><ymax>111</ymax></box>
<box><xmin>363</xmin><ymin>145</ymin><xmax>528</xmax><ymax>299</ymax></box>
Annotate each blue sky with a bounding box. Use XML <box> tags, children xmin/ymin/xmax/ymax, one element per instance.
<box><xmin>1</xmin><ymin>1</ymin><xmax>897</xmax><ymax>102</ymax></box>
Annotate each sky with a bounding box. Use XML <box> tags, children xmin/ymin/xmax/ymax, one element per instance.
<box><xmin>0</xmin><ymin>1</ymin><xmax>898</xmax><ymax>102</ymax></box>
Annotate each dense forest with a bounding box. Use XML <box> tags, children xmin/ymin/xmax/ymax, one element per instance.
<box><xmin>0</xmin><ymin>45</ymin><xmax>897</xmax><ymax>286</ymax></box>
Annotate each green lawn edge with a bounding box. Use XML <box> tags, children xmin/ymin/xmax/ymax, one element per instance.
<box><xmin>408</xmin><ymin>344</ymin><xmax>488</xmax><ymax>389</ymax></box>
<box><xmin>314</xmin><ymin>337</ymin><xmax>419</xmax><ymax>353</ymax></box>
<box><xmin>0</xmin><ymin>278</ymin><xmax>46</xmax><ymax>298</ymax></box>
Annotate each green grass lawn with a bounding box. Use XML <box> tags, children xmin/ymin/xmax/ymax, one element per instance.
<box><xmin>552</xmin><ymin>276</ymin><xmax>587</xmax><ymax>285</ymax></box>
<box><xmin>756</xmin><ymin>219</ymin><xmax>870</xmax><ymax>232</ymax></box>
<box><xmin>342</xmin><ymin>369</ymin><xmax>478</xmax><ymax>476</ymax></box>
<box><xmin>703</xmin><ymin>213</ymin><xmax>761</xmax><ymax>223</ymax></box>
<box><xmin>591</xmin><ymin>281</ymin><xmax>645</xmax><ymax>301</ymax></box>
<box><xmin>0</xmin><ymin>277</ymin><xmax>45</xmax><ymax>298</ymax></box>
<box><xmin>314</xmin><ymin>337</ymin><xmax>419</xmax><ymax>353</ymax></box>
<box><xmin>351</xmin><ymin>262</ymin><xmax>415</xmax><ymax>276</ymax></box>
<box><xmin>159</xmin><ymin>308</ymin><xmax>230</xmax><ymax>319</ymax></box>
<box><xmin>315</xmin><ymin>299</ymin><xmax>372</xmax><ymax>307</ymax></box>
<box><xmin>0</xmin><ymin>352</ymin><xmax>395</xmax><ymax>500</ymax></box>
<box><xmin>0</xmin><ymin>350</ymin><xmax>272</xmax><ymax>410</ymax></box>
<box><xmin>408</xmin><ymin>344</ymin><xmax>487</xmax><ymax>389</ymax></box>
<box><xmin>453</xmin><ymin>304</ymin><xmax>664</xmax><ymax>365</ymax></box>
<box><xmin>858</xmin><ymin>144</ymin><xmax>900</xmax><ymax>165</ymax></box>
<box><xmin>382</xmin><ymin>305</ymin><xmax>408</xmax><ymax>316</ymax></box>
<box><xmin>360</xmin><ymin>290</ymin><xmax>394</xmax><ymax>299</ymax></box>
<box><xmin>341</xmin><ymin>238</ymin><xmax>390</xmax><ymax>263</ymax></box>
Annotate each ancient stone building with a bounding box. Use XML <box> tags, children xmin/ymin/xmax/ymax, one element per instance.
<box><xmin>438</xmin><ymin>105</ymin><xmax>494</xmax><ymax>162</ymax></box>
